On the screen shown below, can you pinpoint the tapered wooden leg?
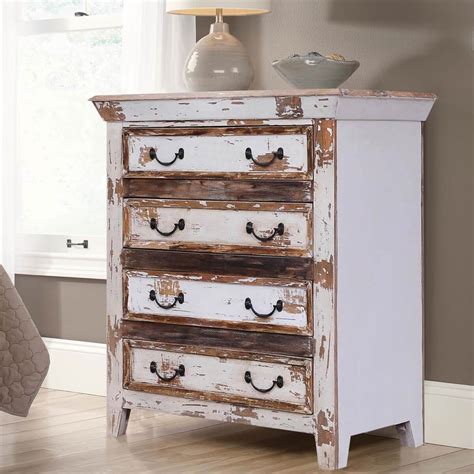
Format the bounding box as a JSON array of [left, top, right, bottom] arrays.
[[108, 402, 131, 437], [396, 419, 423, 447], [314, 432, 351, 470]]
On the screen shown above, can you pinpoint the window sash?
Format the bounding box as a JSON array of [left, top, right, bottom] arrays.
[[15, 14, 122, 279], [19, 13, 123, 35]]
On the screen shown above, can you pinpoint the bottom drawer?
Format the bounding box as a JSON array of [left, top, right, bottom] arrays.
[[123, 339, 313, 414]]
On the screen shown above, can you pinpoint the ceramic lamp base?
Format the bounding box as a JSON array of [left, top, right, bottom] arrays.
[[184, 22, 254, 91]]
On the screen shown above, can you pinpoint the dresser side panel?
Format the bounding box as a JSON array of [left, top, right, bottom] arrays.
[[336, 120, 423, 439], [106, 122, 128, 434], [313, 119, 339, 468]]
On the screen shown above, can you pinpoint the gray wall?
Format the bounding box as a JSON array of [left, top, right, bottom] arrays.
[[15, 276, 106, 344], [16, 0, 474, 386]]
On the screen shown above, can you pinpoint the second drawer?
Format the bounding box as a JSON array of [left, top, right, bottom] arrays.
[[124, 271, 312, 335], [123, 199, 313, 257]]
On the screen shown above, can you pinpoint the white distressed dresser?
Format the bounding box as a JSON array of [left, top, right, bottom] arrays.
[[92, 89, 435, 470]]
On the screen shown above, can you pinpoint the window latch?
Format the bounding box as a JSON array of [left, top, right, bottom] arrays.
[[66, 239, 88, 249]]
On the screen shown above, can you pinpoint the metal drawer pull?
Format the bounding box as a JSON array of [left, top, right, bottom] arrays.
[[150, 217, 185, 236], [245, 297, 283, 318], [149, 290, 184, 309], [244, 371, 284, 393], [149, 147, 184, 166], [245, 147, 284, 167], [150, 361, 185, 381], [246, 222, 284, 242]]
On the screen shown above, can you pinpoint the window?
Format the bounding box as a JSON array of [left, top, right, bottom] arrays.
[[15, 1, 123, 279]]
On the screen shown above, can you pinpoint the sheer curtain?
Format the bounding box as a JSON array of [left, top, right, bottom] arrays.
[[0, 2, 20, 280], [121, 0, 196, 93]]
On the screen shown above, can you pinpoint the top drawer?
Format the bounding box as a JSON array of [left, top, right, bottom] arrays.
[[123, 126, 313, 179]]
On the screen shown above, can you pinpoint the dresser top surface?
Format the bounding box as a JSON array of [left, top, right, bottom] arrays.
[[91, 89, 436, 122], [91, 88, 436, 103]]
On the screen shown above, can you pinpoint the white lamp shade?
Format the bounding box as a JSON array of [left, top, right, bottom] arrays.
[[166, 0, 271, 16]]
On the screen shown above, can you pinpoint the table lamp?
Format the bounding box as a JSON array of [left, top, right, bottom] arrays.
[[166, 1, 271, 91]]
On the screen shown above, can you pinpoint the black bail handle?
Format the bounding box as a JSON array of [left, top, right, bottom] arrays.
[[245, 147, 284, 167], [149, 289, 184, 310], [149, 147, 184, 166], [150, 217, 185, 236], [246, 222, 284, 242], [244, 371, 284, 393], [150, 361, 185, 382], [245, 297, 283, 318]]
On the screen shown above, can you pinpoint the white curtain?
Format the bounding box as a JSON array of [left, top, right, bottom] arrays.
[[121, 0, 196, 93], [0, 2, 20, 280]]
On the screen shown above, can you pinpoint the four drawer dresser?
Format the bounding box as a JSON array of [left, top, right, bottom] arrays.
[[92, 89, 435, 470]]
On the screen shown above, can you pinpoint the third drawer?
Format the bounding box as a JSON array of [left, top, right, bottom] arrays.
[[124, 270, 313, 335]]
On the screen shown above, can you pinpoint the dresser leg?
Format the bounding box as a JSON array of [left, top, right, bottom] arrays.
[[396, 419, 423, 447], [108, 402, 131, 437], [314, 433, 351, 470]]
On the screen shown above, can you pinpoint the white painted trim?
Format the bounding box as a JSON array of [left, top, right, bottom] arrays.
[[15, 232, 106, 279], [40, 340, 474, 450], [42, 337, 106, 396], [424, 380, 474, 449], [19, 14, 123, 36], [16, 251, 106, 280]]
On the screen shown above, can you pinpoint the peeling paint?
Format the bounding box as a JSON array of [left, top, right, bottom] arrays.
[[97, 101, 125, 121], [316, 410, 336, 447], [314, 257, 334, 290], [275, 96, 303, 118]]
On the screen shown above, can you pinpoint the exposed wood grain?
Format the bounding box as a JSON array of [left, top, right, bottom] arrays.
[[121, 320, 315, 358], [121, 249, 314, 280], [126, 125, 311, 137], [123, 178, 313, 203]]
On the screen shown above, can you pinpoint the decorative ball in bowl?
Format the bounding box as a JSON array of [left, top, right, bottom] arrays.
[[272, 52, 360, 89]]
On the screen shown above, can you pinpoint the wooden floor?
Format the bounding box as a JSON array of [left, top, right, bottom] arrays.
[[0, 389, 472, 473]]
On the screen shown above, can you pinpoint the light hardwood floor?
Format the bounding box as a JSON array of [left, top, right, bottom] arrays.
[[0, 389, 472, 473]]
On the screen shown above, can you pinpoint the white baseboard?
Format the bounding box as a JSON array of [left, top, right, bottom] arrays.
[[41, 338, 473, 449], [424, 380, 474, 449], [42, 337, 106, 396]]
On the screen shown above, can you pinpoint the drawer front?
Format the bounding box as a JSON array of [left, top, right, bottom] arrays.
[[123, 126, 313, 179], [123, 339, 313, 414], [124, 199, 313, 257], [124, 271, 312, 335]]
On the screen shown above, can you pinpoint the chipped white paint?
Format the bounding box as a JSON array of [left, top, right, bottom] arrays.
[[124, 199, 313, 257], [313, 119, 339, 468], [123, 389, 315, 434], [126, 271, 311, 334], [124, 118, 314, 129], [91, 89, 436, 123], [125, 340, 312, 413], [126, 130, 309, 178], [94, 90, 435, 471], [105, 122, 130, 437]]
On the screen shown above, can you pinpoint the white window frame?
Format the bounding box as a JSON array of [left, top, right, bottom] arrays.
[[15, 10, 123, 280]]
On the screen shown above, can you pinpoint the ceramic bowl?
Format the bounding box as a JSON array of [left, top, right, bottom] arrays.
[[272, 52, 360, 89]]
